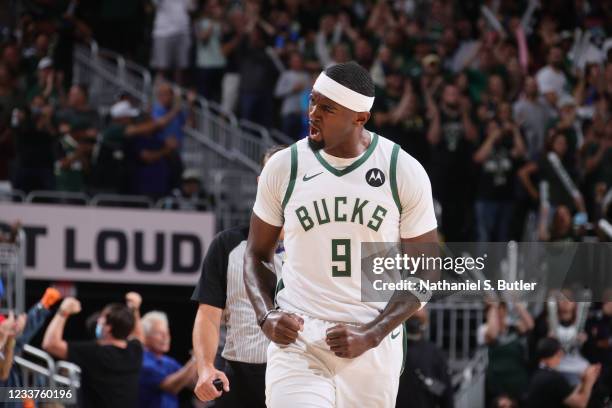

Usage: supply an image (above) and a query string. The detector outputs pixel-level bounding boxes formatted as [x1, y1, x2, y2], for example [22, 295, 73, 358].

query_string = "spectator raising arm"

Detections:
[483, 302, 502, 344]
[124, 105, 182, 137]
[514, 302, 535, 334]
[426, 101, 441, 146]
[473, 126, 501, 164]
[460, 97, 478, 142]
[563, 364, 601, 408]
[518, 161, 540, 202]
[125, 292, 144, 343]
[193, 304, 228, 401]
[42, 297, 81, 359]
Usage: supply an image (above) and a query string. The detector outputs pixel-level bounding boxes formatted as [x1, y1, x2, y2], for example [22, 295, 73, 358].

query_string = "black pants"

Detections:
[215, 360, 266, 408]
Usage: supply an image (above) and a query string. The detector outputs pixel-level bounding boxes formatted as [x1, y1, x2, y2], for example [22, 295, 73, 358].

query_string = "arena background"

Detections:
[0, 0, 611, 407]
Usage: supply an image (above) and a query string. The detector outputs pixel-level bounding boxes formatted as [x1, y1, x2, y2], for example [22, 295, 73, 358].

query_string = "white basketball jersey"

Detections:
[253, 132, 437, 324]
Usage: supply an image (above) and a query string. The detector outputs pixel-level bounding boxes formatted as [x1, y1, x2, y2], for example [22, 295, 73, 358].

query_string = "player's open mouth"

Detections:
[309, 122, 322, 141]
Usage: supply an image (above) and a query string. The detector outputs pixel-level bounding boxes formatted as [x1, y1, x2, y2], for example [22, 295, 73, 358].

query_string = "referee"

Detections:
[192, 145, 286, 407]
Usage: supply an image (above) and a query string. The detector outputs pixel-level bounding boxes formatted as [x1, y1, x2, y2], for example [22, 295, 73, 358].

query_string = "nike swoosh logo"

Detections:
[391, 329, 401, 339]
[302, 172, 323, 182]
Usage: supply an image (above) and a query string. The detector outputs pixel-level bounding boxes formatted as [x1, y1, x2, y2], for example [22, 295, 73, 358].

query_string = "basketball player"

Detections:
[244, 61, 438, 407]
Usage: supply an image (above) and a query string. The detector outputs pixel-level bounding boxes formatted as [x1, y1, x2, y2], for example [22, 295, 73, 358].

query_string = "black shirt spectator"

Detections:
[68, 339, 143, 408]
[526, 337, 600, 408]
[43, 298, 144, 408]
[526, 366, 574, 408]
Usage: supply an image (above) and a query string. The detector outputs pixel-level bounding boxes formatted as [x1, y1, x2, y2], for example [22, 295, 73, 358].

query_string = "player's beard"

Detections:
[308, 137, 325, 151]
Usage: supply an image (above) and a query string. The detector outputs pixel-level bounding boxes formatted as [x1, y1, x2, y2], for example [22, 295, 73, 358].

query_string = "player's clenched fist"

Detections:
[261, 311, 304, 345]
[325, 324, 376, 358]
[194, 364, 229, 402]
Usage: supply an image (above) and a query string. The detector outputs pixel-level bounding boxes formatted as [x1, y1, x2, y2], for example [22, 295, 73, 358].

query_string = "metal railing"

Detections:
[453, 349, 488, 408]
[427, 302, 484, 366]
[0, 229, 25, 314]
[13, 345, 80, 407]
[0, 190, 25, 203]
[73, 43, 283, 174]
[72, 42, 294, 228]
[90, 194, 154, 208]
[26, 190, 89, 206]
[425, 302, 486, 407]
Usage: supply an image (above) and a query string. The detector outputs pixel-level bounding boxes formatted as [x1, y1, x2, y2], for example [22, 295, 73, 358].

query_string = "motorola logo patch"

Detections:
[365, 168, 385, 187]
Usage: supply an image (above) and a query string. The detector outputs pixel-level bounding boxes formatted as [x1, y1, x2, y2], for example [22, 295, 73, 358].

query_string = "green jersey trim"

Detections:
[390, 143, 401, 213]
[274, 278, 285, 307]
[313, 133, 379, 177]
[281, 144, 298, 211]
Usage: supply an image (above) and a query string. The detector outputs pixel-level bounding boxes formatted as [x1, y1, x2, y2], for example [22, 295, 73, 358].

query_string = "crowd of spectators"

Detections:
[477, 289, 612, 408]
[1, 0, 612, 407]
[1, 0, 611, 241]
[0, 4, 215, 203]
[38, 291, 198, 408]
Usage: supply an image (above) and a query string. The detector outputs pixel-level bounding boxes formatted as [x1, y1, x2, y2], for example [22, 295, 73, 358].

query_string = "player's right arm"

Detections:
[245, 215, 304, 344]
[244, 148, 303, 345]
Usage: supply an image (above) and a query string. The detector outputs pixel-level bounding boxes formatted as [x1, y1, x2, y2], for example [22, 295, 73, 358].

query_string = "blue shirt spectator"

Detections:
[139, 349, 182, 408]
[129, 129, 171, 198]
[151, 103, 186, 151]
[138, 311, 196, 408]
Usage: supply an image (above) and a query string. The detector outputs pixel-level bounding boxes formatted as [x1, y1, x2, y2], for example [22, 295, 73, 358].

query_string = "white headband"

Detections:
[312, 71, 375, 112]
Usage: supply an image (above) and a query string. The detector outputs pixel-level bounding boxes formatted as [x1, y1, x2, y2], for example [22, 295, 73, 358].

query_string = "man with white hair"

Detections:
[139, 310, 197, 408]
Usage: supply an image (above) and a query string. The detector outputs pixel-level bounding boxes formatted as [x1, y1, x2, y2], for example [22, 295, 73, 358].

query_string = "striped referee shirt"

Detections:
[191, 226, 284, 364]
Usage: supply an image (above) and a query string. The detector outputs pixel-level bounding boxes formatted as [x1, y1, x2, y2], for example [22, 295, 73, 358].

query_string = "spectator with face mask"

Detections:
[42, 293, 143, 408]
[139, 311, 197, 408]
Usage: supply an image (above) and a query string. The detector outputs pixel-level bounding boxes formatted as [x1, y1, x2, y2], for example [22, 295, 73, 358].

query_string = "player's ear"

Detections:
[355, 111, 370, 127]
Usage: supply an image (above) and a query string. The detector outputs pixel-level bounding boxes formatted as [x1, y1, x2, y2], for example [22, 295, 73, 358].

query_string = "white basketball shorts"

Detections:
[265, 314, 405, 408]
